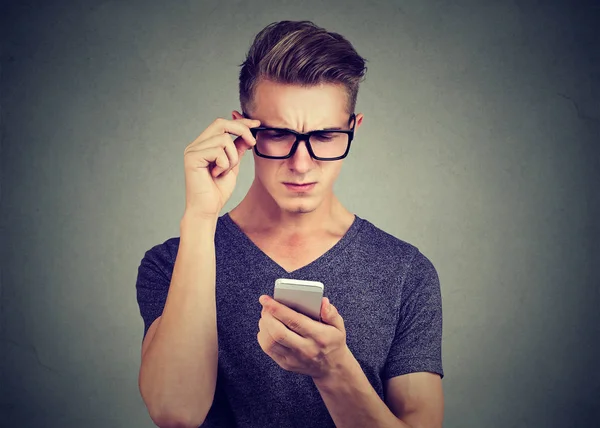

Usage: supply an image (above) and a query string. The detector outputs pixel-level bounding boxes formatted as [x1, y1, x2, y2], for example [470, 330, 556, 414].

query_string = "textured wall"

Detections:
[1, 0, 598, 427]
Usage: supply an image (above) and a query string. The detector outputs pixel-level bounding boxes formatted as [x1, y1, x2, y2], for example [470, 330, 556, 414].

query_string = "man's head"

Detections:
[235, 21, 367, 214]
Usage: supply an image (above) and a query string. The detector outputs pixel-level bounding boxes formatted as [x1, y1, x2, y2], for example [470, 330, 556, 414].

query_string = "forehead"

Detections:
[251, 80, 349, 128]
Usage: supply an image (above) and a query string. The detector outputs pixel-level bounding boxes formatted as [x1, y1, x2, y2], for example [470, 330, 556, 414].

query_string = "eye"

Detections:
[313, 132, 335, 142]
[261, 130, 291, 140]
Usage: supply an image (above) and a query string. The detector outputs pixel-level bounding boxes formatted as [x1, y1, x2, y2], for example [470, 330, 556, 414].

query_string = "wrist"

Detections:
[180, 212, 218, 239]
[313, 345, 357, 391]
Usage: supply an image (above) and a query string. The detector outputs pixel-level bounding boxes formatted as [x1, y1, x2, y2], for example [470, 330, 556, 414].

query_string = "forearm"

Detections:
[313, 348, 411, 428]
[139, 215, 218, 426]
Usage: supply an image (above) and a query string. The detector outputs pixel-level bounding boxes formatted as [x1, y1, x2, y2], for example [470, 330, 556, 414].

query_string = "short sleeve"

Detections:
[382, 249, 444, 379]
[135, 239, 177, 340]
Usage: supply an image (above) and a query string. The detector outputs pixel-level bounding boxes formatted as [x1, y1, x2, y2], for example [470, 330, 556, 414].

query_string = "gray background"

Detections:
[1, 0, 598, 427]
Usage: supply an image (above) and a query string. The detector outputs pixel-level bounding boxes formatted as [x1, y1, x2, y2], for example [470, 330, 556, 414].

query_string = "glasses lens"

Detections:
[255, 129, 296, 157]
[309, 132, 349, 159]
[255, 129, 349, 159]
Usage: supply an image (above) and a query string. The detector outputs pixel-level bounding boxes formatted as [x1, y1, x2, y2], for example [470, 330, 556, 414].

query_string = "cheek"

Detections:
[254, 159, 279, 182]
[320, 162, 343, 186]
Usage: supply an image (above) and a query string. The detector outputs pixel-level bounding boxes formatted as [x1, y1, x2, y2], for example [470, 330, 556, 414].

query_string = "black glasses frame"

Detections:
[242, 112, 357, 161]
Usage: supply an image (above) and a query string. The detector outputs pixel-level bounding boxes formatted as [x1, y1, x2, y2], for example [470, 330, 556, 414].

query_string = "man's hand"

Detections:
[257, 295, 351, 380]
[183, 116, 260, 220]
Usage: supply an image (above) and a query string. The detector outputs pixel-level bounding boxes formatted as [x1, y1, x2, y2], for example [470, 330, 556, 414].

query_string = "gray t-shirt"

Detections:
[136, 212, 443, 427]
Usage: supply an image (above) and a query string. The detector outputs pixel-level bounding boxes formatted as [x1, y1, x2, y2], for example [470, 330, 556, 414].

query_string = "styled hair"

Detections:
[239, 20, 368, 116]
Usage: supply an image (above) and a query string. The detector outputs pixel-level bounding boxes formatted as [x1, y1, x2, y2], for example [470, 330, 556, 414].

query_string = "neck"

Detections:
[230, 179, 350, 238]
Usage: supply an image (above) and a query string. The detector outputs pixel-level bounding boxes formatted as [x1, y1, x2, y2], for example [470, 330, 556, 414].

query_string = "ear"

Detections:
[354, 113, 364, 131]
[232, 110, 244, 120]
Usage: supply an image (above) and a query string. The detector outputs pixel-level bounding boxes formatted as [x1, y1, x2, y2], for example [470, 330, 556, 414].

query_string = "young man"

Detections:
[136, 21, 444, 428]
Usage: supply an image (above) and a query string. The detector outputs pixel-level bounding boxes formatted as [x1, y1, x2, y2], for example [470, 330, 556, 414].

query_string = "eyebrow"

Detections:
[262, 123, 344, 132]
[243, 111, 347, 131]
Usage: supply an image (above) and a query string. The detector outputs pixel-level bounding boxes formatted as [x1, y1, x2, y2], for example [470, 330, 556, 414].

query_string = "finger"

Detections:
[220, 138, 240, 176]
[223, 118, 259, 153]
[185, 131, 242, 153]
[185, 130, 252, 178]
[184, 145, 220, 170]
[259, 315, 288, 351]
[261, 296, 316, 339]
[257, 330, 289, 361]
[192, 117, 260, 150]
[231, 135, 253, 175]
[321, 297, 345, 332]
[210, 149, 230, 178]
[232, 130, 256, 155]
[261, 311, 304, 349]
[185, 136, 236, 178]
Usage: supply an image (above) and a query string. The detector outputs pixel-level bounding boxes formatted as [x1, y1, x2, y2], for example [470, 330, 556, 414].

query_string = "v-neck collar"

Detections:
[219, 211, 364, 276]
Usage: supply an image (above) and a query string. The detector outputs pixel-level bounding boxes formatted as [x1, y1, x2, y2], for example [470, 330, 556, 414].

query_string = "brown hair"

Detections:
[239, 20, 368, 116]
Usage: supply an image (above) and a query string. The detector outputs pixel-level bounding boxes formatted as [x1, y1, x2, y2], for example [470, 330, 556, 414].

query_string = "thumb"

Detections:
[321, 297, 344, 331]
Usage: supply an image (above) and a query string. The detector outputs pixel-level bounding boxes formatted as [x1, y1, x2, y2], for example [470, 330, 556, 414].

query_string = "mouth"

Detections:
[283, 182, 316, 192]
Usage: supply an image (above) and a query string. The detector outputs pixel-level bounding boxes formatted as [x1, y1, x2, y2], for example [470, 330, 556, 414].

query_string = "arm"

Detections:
[313, 351, 443, 428]
[315, 248, 444, 427]
[138, 214, 218, 428]
[384, 372, 444, 427]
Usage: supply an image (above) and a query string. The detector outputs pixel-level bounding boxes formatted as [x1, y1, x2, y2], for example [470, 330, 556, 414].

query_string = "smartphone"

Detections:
[274, 278, 324, 322]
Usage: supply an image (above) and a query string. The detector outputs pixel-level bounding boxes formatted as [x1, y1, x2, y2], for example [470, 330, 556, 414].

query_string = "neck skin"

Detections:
[229, 178, 353, 240]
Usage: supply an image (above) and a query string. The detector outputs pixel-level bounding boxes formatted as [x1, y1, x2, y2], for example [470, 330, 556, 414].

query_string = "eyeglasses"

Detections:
[242, 112, 357, 161]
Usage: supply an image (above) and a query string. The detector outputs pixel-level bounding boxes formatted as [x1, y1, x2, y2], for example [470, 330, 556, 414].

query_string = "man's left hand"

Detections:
[257, 294, 350, 380]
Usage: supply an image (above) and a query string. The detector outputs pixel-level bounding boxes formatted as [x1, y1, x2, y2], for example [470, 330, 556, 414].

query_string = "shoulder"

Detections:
[355, 217, 420, 262]
[137, 236, 181, 280]
[355, 217, 439, 283]
[141, 236, 181, 264]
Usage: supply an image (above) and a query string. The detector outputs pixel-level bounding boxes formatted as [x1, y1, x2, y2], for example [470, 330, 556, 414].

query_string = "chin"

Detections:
[277, 196, 320, 214]
[289, 205, 317, 214]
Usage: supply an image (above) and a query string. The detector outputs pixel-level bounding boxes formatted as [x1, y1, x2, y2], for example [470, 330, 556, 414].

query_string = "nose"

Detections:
[287, 138, 314, 173]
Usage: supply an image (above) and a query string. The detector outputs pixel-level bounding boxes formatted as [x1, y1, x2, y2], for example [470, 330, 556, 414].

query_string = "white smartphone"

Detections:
[274, 278, 324, 322]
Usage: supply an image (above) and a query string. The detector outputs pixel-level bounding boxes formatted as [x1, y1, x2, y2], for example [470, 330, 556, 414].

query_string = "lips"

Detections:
[283, 182, 316, 192]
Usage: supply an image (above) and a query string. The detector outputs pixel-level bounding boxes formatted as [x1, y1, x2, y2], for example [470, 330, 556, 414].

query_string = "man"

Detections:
[136, 20, 444, 428]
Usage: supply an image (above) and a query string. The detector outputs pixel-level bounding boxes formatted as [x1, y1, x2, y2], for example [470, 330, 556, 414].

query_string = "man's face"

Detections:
[245, 80, 363, 214]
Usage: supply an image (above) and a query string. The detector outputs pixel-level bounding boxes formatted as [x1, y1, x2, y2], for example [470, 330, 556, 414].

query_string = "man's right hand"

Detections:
[183, 117, 261, 219]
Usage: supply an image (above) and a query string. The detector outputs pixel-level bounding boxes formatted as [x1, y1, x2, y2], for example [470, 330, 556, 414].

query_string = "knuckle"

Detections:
[274, 333, 287, 344]
[314, 335, 329, 348]
[287, 318, 301, 331]
[226, 140, 238, 155]
[306, 348, 320, 360]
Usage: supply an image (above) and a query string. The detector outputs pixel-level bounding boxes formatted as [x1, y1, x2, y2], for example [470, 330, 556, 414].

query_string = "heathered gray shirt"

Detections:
[136, 212, 443, 427]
